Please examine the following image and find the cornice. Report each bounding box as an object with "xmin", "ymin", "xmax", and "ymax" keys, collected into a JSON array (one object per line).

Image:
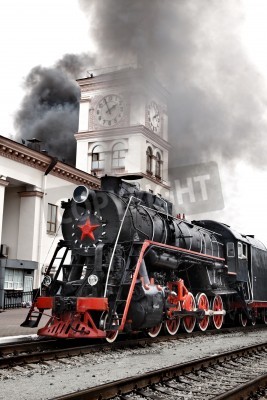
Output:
[
  {"xmin": 19, "ymin": 191, "xmax": 44, "ymax": 198},
  {"xmin": 0, "ymin": 178, "xmax": 9, "ymax": 187},
  {"xmin": 75, "ymin": 125, "xmax": 171, "ymax": 150},
  {"xmin": 51, "ymin": 162, "xmax": 100, "ymax": 188},
  {"xmin": 77, "ymin": 68, "xmax": 169, "ymax": 100},
  {"xmin": 0, "ymin": 135, "xmax": 100, "ymax": 189}
]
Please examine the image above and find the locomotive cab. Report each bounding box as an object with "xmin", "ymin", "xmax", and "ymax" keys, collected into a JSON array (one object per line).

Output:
[{"xmin": 193, "ymin": 220, "xmax": 267, "ymax": 323}]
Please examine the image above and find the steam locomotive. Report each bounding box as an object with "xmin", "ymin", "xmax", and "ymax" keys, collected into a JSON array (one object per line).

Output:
[{"xmin": 22, "ymin": 175, "xmax": 267, "ymax": 341}]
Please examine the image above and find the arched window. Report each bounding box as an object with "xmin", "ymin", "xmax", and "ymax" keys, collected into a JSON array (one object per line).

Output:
[
  {"xmin": 155, "ymin": 152, "xmax": 162, "ymax": 178},
  {"xmin": 112, "ymin": 142, "xmax": 126, "ymax": 168},
  {"xmin": 91, "ymin": 145, "xmax": 104, "ymax": 170},
  {"xmin": 146, "ymin": 147, "xmax": 153, "ymax": 174}
]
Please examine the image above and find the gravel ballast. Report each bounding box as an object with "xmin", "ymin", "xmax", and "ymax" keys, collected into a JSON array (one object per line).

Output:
[{"xmin": 1, "ymin": 329, "xmax": 267, "ymax": 400}]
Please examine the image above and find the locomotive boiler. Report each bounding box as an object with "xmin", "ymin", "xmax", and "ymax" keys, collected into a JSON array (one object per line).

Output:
[{"xmin": 22, "ymin": 175, "xmax": 267, "ymax": 341}]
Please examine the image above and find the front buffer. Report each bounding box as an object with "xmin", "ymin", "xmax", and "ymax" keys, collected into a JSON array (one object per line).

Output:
[{"xmin": 36, "ymin": 297, "xmax": 109, "ymax": 339}]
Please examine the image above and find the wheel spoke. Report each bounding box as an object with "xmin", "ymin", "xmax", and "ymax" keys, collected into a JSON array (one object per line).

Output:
[
  {"xmin": 165, "ymin": 303, "xmax": 181, "ymax": 335},
  {"xmin": 196, "ymin": 293, "xmax": 209, "ymax": 331},
  {"xmin": 212, "ymin": 295, "xmax": 224, "ymax": 329},
  {"xmin": 182, "ymin": 292, "xmax": 196, "ymax": 333}
]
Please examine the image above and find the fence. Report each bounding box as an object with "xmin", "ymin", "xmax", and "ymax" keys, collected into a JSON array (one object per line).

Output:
[{"xmin": 4, "ymin": 290, "xmax": 33, "ymax": 309}]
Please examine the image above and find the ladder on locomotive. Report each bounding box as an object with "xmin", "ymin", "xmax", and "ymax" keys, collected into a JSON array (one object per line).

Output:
[
  {"xmin": 21, "ymin": 241, "xmax": 70, "ymax": 328},
  {"xmin": 105, "ymin": 243, "xmax": 142, "ymax": 331}
]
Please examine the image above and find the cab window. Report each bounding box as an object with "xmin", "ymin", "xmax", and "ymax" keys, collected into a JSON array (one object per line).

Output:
[
  {"xmin": 238, "ymin": 242, "xmax": 247, "ymax": 259},
  {"xmin": 227, "ymin": 242, "xmax": 235, "ymax": 257}
]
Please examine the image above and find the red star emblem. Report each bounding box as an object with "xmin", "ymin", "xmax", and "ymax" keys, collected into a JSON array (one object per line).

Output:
[{"xmin": 78, "ymin": 218, "xmax": 100, "ymax": 241}]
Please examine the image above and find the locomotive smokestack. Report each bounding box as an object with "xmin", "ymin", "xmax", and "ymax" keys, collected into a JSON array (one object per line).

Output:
[{"xmin": 101, "ymin": 176, "xmax": 122, "ymax": 193}]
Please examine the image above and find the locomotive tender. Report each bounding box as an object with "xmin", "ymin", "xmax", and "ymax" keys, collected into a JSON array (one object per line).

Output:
[{"xmin": 22, "ymin": 175, "xmax": 267, "ymax": 341}]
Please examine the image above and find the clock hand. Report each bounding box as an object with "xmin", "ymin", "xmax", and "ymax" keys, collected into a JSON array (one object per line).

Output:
[
  {"xmin": 104, "ymin": 98, "xmax": 111, "ymax": 115},
  {"xmin": 109, "ymin": 104, "xmax": 117, "ymax": 113}
]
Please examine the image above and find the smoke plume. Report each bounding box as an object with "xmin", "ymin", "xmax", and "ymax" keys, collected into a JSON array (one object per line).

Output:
[
  {"xmin": 80, "ymin": 0, "xmax": 267, "ymax": 168},
  {"xmin": 15, "ymin": 53, "xmax": 95, "ymax": 165},
  {"xmin": 15, "ymin": 1, "xmax": 267, "ymax": 169}
]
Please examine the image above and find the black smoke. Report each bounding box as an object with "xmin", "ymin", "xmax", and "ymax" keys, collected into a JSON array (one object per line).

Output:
[
  {"xmin": 15, "ymin": 1, "xmax": 267, "ymax": 169},
  {"xmin": 15, "ymin": 53, "xmax": 95, "ymax": 165},
  {"xmin": 80, "ymin": 0, "xmax": 267, "ymax": 168}
]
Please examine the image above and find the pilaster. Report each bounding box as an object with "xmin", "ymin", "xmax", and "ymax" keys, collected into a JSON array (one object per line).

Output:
[
  {"xmin": 16, "ymin": 190, "xmax": 44, "ymax": 262},
  {"xmin": 0, "ymin": 177, "xmax": 9, "ymax": 246}
]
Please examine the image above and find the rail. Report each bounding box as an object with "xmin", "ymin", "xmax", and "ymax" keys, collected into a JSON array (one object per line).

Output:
[{"xmin": 52, "ymin": 342, "xmax": 267, "ymax": 400}]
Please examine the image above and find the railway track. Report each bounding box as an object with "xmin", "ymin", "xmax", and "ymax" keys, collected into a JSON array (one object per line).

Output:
[
  {"xmin": 0, "ymin": 325, "xmax": 265, "ymax": 369},
  {"xmin": 51, "ymin": 342, "xmax": 267, "ymax": 400}
]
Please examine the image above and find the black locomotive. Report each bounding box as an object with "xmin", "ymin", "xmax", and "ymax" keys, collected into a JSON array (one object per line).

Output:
[{"xmin": 22, "ymin": 175, "xmax": 267, "ymax": 341}]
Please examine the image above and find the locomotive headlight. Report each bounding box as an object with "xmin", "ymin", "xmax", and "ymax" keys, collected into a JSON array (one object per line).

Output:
[
  {"xmin": 88, "ymin": 274, "xmax": 99, "ymax": 286},
  {"xmin": 73, "ymin": 185, "xmax": 90, "ymax": 203},
  {"xmin": 42, "ymin": 275, "xmax": 52, "ymax": 287}
]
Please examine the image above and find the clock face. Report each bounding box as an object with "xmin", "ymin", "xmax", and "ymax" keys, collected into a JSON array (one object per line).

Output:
[
  {"xmin": 148, "ymin": 101, "xmax": 160, "ymax": 133},
  {"xmin": 96, "ymin": 94, "xmax": 124, "ymax": 127}
]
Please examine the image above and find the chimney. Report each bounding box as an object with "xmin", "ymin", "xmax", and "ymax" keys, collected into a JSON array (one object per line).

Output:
[{"xmin": 27, "ymin": 138, "xmax": 42, "ymax": 152}]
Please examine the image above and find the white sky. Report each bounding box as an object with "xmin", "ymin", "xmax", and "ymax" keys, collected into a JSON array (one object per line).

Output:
[
  {"xmin": 1, "ymin": 0, "xmax": 267, "ymax": 242},
  {"xmin": 0, "ymin": 0, "xmax": 93, "ymax": 136}
]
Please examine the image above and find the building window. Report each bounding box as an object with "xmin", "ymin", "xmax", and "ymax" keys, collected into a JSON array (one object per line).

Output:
[
  {"xmin": 155, "ymin": 152, "xmax": 162, "ymax": 178},
  {"xmin": 91, "ymin": 145, "xmax": 104, "ymax": 170},
  {"xmin": 146, "ymin": 147, "xmax": 153, "ymax": 174},
  {"xmin": 47, "ymin": 203, "xmax": 57, "ymax": 234},
  {"xmin": 4, "ymin": 269, "xmax": 23, "ymax": 290},
  {"xmin": 112, "ymin": 142, "xmax": 126, "ymax": 168}
]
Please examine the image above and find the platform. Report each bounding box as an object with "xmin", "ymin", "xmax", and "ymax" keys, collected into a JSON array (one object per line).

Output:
[{"xmin": 0, "ymin": 308, "xmax": 49, "ymax": 340}]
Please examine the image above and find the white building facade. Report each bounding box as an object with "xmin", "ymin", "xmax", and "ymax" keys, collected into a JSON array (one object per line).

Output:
[{"xmin": 0, "ymin": 135, "xmax": 99, "ymax": 308}]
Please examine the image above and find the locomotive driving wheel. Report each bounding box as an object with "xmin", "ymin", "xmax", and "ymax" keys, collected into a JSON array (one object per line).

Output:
[
  {"xmin": 147, "ymin": 323, "xmax": 163, "ymax": 338},
  {"xmin": 211, "ymin": 295, "xmax": 224, "ymax": 329},
  {"xmin": 182, "ymin": 292, "xmax": 196, "ymax": 333},
  {"xmin": 164, "ymin": 302, "xmax": 181, "ymax": 335},
  {"xmin": 101, "ymin": 312, "xmax": 120, "ymax": 343},
  {"xmin": 250, "ymin": 312, "xmax": 256, "ymax": 326},
  {"xmin": 196, "ymin": 292, "xmax": 209, "ymax": 331},
  {"xmin": 239, "ymin": 312, "xmax": 247, "ymax": 327}
]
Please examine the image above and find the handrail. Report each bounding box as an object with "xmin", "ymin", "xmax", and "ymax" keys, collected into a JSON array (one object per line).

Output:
[{"xmin": 104, "ymin": 195, "xmax": 140, "ymax": 297}]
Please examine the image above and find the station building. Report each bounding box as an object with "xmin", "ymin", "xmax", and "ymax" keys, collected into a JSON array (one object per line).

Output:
[{"xmin": 0, "ymin": 135, "xmax": 99, "ymax": 308}]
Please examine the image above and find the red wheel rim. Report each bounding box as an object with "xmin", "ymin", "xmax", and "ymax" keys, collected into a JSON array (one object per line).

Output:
[
  {"xmin": 212, "ymin": 295, "xmax": 224, "ymax": 329},
  {"xmin": 196, "ymin": 293, "xmax": 209, "ymax": 331},
  {"xmin": 106, "ymin": 329, "xmax": 119, "ymax": 343},
  {"xmin": 102, "ymin": 312, "xmax": 119, "ymax": 343},
  {"xmin": 147, "ymin": 323, "xmax": 162, "ymax": 338},
  {"xmin": 182, "ymin": 292, "xmax": 196, "ymax": 333},
  {"xmin": 165, "ymin": 303, "xmax": 181, "ymax": 335}
]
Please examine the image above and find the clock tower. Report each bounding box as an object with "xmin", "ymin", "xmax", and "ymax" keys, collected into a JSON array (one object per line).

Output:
[{"xmin": 75, "ymin": 67, "xmax": 170, "ymax": 196}]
